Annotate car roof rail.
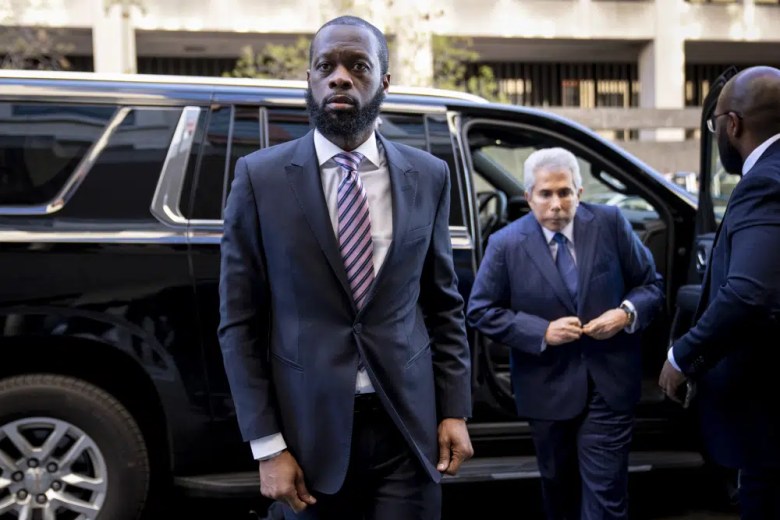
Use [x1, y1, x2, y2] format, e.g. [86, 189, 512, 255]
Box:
[0, 69, 490, 104]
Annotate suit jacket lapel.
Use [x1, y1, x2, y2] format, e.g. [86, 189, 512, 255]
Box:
[285, 131, 354, 308]
[360, 133, 417, 312]
[524, 218, 578, 315]
[572, 206, 597, 310]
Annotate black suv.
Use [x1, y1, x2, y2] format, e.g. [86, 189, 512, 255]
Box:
[0, 69, 734, 519]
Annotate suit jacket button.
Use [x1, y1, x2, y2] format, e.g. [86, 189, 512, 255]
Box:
[353, 323, 363, 334]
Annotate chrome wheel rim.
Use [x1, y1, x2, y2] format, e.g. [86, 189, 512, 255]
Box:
[0, 417, 107, 519]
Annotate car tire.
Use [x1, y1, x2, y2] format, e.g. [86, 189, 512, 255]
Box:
[0, 374, 149, 520]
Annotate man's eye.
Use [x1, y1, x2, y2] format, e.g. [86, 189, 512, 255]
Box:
[317, 63, 332, 72]
[354, 62, 368, 72]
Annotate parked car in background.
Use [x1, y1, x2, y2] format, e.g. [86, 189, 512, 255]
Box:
[0, 70, 721, 519]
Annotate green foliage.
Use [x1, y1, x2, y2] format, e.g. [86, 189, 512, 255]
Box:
[432, 35, 507, 103]
[224, 37, 311, 80]
[1, 27, 73, 71]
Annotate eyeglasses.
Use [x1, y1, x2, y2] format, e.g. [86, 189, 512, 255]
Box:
[706, 111, 743, 133]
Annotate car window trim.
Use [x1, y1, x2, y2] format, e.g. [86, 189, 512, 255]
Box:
[0, 106, 131, 216]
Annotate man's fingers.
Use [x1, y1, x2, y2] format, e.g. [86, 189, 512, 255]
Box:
[437, 439, 450, 472]
[296, 476, 317, 506]
[286, 494, 308, 514]
[445, 450, 465, 475]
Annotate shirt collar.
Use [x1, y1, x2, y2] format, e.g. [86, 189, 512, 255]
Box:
[742, 132, 780, 176]
[313, 129, 380, 169]
[541, 220, 575, 245]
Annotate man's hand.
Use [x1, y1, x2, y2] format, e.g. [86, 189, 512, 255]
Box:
[545, 316, 582, 346]
[658, 359, 687, 403]
[258, 450, 316, 513]
[437, 418, 474, 476]
[582, 309, 628, 340]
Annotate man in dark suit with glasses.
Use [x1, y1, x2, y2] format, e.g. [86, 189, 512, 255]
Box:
[660, 66, 780, 520]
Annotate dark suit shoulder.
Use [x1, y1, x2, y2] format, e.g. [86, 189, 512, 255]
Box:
[240, 137, 302, 171]
[578, 201, 620, 222]
[489, 213, 538, 247]
[384, 140, 447, 173]
[725, 169, 780, 231]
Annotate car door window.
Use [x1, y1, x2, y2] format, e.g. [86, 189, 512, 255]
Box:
[466, 121, 667, 280]
[0, 103, 116, 205]
[184, 105, 261, 220]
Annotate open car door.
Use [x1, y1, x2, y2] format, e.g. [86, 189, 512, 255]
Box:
[670, 66, 739, 341]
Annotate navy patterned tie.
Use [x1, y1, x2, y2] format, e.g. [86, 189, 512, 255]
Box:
[333, 151, 374, 309]
[553, 232, 578, 306]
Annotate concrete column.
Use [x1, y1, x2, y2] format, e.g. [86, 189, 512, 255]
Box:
[92, 0, 137, 74]
[390, 2, 434, 87]
[638, 0, 686, 145]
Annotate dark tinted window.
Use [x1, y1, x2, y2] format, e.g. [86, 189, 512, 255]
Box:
[377, 113, 427, 149]
[186, 106, 231, 220]
[267, 108, 311, 147]
[0, 102, 116, 205]
[426, 115, 465, 227]
[61, 108, 182, 220]
[184, 106, 262, 220]
[225, 106, 261, 206]
[378, 113, 465, 227]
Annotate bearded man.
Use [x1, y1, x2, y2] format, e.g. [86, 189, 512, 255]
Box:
[217, 15, 473, 520]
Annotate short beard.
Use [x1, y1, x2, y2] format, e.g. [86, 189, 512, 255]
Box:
[306, 86, 385, 141]
[717, 127, 744, 175]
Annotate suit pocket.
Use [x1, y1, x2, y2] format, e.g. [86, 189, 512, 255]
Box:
[405, 223, 432, 244]
[271, 351, 304, 371]
[405, 341, 432, 369]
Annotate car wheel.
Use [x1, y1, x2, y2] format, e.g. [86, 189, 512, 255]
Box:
[0, 374, 149, 520]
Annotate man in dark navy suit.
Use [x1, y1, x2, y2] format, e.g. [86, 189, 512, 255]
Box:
[467, 147, 664, 520]
[660, 66, 780, 520]
[218, 15, 473, 520]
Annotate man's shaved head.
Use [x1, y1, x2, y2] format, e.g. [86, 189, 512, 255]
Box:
[714, 66, 780, 174]
[719, 66, 780, 143]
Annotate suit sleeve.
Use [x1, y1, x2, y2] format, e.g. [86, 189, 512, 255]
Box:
[673, 175, 780, 376]
[466, 232, 550, 355]
[218, 157, 280, 441]
[614, 208, 665, 329]
[418, 161, 472, 420]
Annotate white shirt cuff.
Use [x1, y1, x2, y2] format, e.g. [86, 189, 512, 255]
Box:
[667, 346, 682, 372]
[621, 299, 639, 334]
[250, 433, 287, 460]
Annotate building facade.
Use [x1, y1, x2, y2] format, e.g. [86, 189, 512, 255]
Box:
[3, 0, 780, 171]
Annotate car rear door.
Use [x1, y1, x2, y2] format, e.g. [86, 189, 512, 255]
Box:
[670, 66, 740, 342]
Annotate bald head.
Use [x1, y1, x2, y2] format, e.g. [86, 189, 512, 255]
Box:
[719, 66, 780, 142]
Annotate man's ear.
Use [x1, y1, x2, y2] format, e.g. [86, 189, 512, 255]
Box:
[524, 191, 531, 201]
[306, 70, 311, 81]
[730, 113, 743, 138]
[577, 187, 584, 199]
[382, 74, 390, 92]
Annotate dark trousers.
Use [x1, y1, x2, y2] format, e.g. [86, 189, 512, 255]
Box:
[283, 393, 441, 520]
[738, 467, 780, 520]
[529, 383, 634, 520]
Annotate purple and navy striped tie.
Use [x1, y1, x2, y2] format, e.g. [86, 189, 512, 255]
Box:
[333, 151, 374, 309]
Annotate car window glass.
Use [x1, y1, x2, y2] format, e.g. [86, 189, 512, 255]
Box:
[267, 108, 311, 148]
[0, 103, 116, 205]
[186, 106, 232, 220]
[469, 124, 659, 223]
[60, 107, 182, 220]
[225, 106, 261, 209]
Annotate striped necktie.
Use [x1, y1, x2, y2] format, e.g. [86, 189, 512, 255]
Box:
[333, 151, 374, 309]
[553, 232, 578, 307]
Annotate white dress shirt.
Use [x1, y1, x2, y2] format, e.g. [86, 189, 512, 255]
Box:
[667, 132, 780, 372]
[539, 221, 638, 352]
[251, 130, 393, 460]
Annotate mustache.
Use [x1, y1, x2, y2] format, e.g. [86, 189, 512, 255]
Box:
[323, 93, 357, 106]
